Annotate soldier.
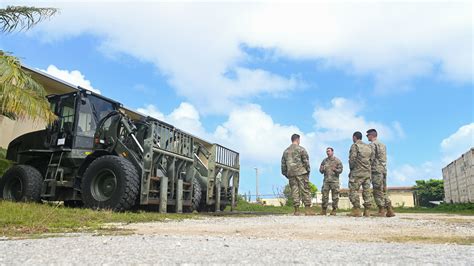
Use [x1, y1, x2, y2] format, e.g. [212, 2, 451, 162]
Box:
[319, 147, 343, 216]
[347, 131, 373, 217]
[281, 134, 314, 216]
[367, 129, 395, 217]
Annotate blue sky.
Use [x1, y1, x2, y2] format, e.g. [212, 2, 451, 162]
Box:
[1, 1, 472, 198]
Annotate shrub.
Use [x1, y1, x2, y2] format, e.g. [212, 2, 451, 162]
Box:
[414, 179, 444, 207]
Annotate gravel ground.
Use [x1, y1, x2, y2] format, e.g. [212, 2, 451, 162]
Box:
[1, 213, 473, 265]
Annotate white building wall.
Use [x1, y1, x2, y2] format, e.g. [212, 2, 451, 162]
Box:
[443, 148, 474, 203]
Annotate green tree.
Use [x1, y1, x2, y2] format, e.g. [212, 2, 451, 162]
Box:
[414, 179, 444, 207]
[0, 6, 58, 123]
[283, 182, 318, 207]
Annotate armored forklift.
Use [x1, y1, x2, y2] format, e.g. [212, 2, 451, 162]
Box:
[0, 88, 239, 212]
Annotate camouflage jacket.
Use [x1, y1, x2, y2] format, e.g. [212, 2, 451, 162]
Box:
[370, 139, 387, 174]
[319, 156, 343, 182]
[349, 140, 372, 177]
[281, 144, 310, 177]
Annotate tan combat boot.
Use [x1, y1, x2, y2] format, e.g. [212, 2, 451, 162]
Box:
[319, 208, 327, 216]
[347, 207, 362, 217]
[363, 208, 370, 217]
[372, 206, 386, 217]
[330, 208, 337, 216]
[305, 206, 316, 216]
[294, 206, 301, 216]
[386, 205, 396, 217]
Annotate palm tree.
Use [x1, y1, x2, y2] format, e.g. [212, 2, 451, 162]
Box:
[0, 6, 58, 123]
[0, 6, 57, 33]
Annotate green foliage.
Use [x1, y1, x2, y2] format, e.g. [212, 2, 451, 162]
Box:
[234, 198, 295, 213]
[0, 6, 58, 33]
[414, 179, 444, 207]
[233, 197, 320, 213]
[0, 147, 11, 177]
[0, 147, 6, 158]
[283, 182, 318, 207]
[434, 202, 474, 212]
[395, 203, 474, 215]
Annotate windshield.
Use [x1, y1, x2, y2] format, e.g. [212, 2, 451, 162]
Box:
[75, 94, 115, 148]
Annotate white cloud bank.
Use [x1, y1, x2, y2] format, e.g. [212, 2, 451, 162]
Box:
[30, 1, 472, 113]
[440, 123, 474, 163]
[313, 97, 400, 142]
[137, 102, 206, 137]
[391, 122, 474, 185]
[391, 162, 439, 184]
[40, 65, 101, 94]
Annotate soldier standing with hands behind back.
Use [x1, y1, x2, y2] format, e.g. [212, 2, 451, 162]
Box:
[319, 147, 343, 216]
[367, 129, 395, 217]
[281, 134, 315, 216]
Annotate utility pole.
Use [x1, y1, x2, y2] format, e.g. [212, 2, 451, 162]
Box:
[254, 167, 259, 202]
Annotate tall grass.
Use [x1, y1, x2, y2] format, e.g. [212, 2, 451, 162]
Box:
[0, 201, 197, 237]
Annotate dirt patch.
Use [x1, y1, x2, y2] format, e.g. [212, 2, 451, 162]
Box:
[121, 212, 474, 245]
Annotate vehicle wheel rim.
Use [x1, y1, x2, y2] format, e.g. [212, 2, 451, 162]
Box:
[91, 169, 117, 202]
[4, 177, 23, 201]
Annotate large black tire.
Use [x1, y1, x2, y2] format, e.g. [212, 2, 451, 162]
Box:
[0, 165, 42, 202]
[81, 156, 140, 211]
[184, 177, 202, 213]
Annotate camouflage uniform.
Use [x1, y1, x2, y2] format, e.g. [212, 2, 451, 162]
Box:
[348, 140, 373, 209]
[281, 144, 312, 207]
[319, 156, 343, 209]
[370, 139, 392, 208]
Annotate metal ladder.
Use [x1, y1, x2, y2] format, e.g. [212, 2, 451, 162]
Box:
[41, 152, 64, 198]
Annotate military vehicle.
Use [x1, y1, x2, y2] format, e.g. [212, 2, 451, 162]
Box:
[0, 88, 239, 212]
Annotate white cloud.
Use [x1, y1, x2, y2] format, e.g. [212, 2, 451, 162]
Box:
[30, 2, 471, 113]
[390, 161, 440, 185]
[440, 123, 474, 163]
[390, 122, 474, 186]
[40, 65, 101, 94]
[136, 104, 165, 121]
[213, 104, 302, 164]
[137, 102, 205, 136]
[312, 97, 402, 141]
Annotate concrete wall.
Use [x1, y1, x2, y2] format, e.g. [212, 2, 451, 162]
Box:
[0, 115, 45, 149]
[443, 148, 474, 203]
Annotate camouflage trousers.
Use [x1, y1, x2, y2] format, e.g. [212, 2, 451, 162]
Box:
[321, 181, 340, 209]
[288, 174, 312, 207]
[372, 172, 392, 208]
[348, 175, 372, 209]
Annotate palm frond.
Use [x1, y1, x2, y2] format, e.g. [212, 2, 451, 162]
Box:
[0, 51, 56, 124]
[0, 6, 58, 33]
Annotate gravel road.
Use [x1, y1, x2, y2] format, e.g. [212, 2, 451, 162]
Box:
[1, 213, 473, 265]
